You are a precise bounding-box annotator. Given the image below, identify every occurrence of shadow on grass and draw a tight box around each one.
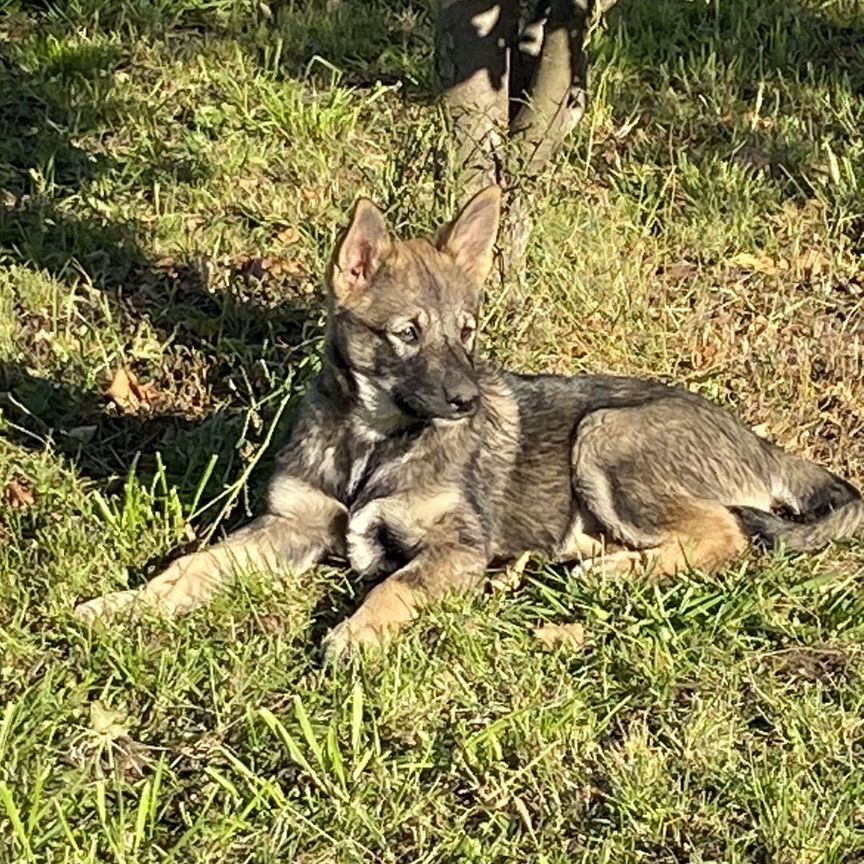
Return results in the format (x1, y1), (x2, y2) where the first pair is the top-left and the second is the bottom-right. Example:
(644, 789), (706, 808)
(0, 43), (321, 508)
(599, 0), (864, 216)
(2, 0), (863, 501)
(611, 0), (864, 86)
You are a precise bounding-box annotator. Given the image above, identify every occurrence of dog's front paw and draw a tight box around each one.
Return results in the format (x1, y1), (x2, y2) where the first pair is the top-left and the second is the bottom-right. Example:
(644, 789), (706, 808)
(569, 558), (596, 578)
(322, 613), (386, 661)
(74, 588), (142, 623)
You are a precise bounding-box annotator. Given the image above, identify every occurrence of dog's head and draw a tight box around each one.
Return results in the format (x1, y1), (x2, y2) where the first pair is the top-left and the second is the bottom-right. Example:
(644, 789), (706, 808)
(325, 186), (501, 428)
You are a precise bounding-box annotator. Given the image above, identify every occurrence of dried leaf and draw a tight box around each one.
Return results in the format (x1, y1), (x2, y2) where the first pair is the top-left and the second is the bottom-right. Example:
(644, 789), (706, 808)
(727, 252), (786, 276)
(90, 702), (130, 741)
(659, 261), (697, 281)
(751, 422), (770, 438)
(796, 249), (830, 279)
(533, 621), (586, 652)
(694, 343), (719, 369)
(512, 795), (535, 836)
(107, 368), (156, 414)
(235, 255), (303, 280)
(107, 367), (136, 410)
(135, 381), (159, 407)
(6, 480), (35, 510)
(114, 736), (153, 781)
(490, 551), (531, 593)
(155, 255), (181, 278)
(66, 425), (97, 443)
(258, 614), (287, 635)
(265, 256), (303, 278)
(275, 225), (300, 246)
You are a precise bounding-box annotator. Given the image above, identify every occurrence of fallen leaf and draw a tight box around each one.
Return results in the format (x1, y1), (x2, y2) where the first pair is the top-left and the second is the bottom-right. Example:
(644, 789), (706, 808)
(90, 702), (130, 741)
(6, 480), (35, 510)
(114, 736), (153, 781)
(106, 368), (156, 414)
(106, 367), (135, 410)
(795, 249), (830, 279)
(659, 261), (697, 281)
(155, 256), (180, 278)
(66, 425), (97, 443)
(512, 795), (536, 837)
(235, 256), (303, 280)
(533, 621), (586, 652)
(727, 252), (786, 276)
(263, 255), (303, 278)
(694, 343), (719, 369)
(275, 225), (300, 246)
(258, 614), (287, 635)
(490, 550), (531, 593)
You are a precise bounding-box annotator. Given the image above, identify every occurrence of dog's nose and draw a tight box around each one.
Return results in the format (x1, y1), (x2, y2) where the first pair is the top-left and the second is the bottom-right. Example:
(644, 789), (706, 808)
(446, 390), (479, 416)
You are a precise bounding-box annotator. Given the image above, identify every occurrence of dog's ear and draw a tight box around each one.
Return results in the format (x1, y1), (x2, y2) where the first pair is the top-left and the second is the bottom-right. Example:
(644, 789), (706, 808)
(439, 185), (502, 285)
(329, 198), (392, 301)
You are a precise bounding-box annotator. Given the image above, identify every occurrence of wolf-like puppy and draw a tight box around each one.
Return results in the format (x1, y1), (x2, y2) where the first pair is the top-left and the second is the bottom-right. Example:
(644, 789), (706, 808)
(75, 187), (864, 654)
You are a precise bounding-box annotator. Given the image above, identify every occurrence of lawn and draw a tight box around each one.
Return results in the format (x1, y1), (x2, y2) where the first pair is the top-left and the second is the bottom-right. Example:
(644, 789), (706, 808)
(2, 0), (864, 860)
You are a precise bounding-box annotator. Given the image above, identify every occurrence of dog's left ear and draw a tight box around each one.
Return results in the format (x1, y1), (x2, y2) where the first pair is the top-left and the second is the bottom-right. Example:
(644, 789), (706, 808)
(439, 185), (502, 285)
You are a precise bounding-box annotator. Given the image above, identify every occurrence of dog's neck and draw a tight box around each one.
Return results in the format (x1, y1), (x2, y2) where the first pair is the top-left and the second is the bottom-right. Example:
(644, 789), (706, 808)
(319, 339), (420, 441)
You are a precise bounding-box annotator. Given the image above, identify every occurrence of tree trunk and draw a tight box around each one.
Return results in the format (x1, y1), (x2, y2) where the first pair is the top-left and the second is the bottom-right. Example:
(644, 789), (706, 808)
(437, 0), (613, 283)
(436, 0), (519, 195)
(499, 0), (595, 275)
(511, 0), (592, 176)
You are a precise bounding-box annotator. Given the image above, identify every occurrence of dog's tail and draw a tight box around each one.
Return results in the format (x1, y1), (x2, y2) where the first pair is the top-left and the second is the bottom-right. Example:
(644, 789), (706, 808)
(732, 448), (864, 552)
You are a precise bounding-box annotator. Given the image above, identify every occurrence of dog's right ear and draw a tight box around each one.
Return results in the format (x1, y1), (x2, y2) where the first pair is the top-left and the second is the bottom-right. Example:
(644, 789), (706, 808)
(329, 199), (391, 302)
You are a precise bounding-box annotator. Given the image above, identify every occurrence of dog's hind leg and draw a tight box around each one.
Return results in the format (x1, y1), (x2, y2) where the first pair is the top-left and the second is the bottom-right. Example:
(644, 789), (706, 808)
(569, 409), (753, 578)
(572, 501), (748, 579)
(75, 483), (347, 621)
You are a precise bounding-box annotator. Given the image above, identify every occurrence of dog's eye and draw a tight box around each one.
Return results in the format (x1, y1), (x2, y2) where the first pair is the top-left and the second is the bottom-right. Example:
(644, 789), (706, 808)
(460, 323), (475, 343)
(393, 323), (419, 344)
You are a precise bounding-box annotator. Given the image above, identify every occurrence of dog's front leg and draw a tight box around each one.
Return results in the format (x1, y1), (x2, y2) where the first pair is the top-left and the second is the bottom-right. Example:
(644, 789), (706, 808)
(75, 481), (346, 621)
(323, 543), (486, 658)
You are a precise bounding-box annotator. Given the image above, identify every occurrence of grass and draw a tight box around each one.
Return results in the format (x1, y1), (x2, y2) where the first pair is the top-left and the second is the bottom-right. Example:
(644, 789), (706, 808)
(1, 0), (864, 860)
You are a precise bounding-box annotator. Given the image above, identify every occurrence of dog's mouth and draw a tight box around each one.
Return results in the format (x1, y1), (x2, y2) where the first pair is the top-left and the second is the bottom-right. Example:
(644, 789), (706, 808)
(393, 392), (476, 422)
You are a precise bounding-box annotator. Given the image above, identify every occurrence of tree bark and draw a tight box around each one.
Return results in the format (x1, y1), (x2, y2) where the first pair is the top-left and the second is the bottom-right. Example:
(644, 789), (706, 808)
(436, 0), (519, 195)
(511, 0), (592, 176)
(437, 0), (615, 282)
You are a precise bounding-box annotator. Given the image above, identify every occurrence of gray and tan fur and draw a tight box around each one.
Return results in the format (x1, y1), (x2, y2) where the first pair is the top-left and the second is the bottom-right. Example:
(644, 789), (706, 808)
(75, 187), (864, 655)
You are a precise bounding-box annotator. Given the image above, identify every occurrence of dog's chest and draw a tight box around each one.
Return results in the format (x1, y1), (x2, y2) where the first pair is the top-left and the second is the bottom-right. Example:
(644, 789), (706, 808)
(342, 432), (414, 508)
(341, 441), (433, 577)
(345, 448), (374, 502)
